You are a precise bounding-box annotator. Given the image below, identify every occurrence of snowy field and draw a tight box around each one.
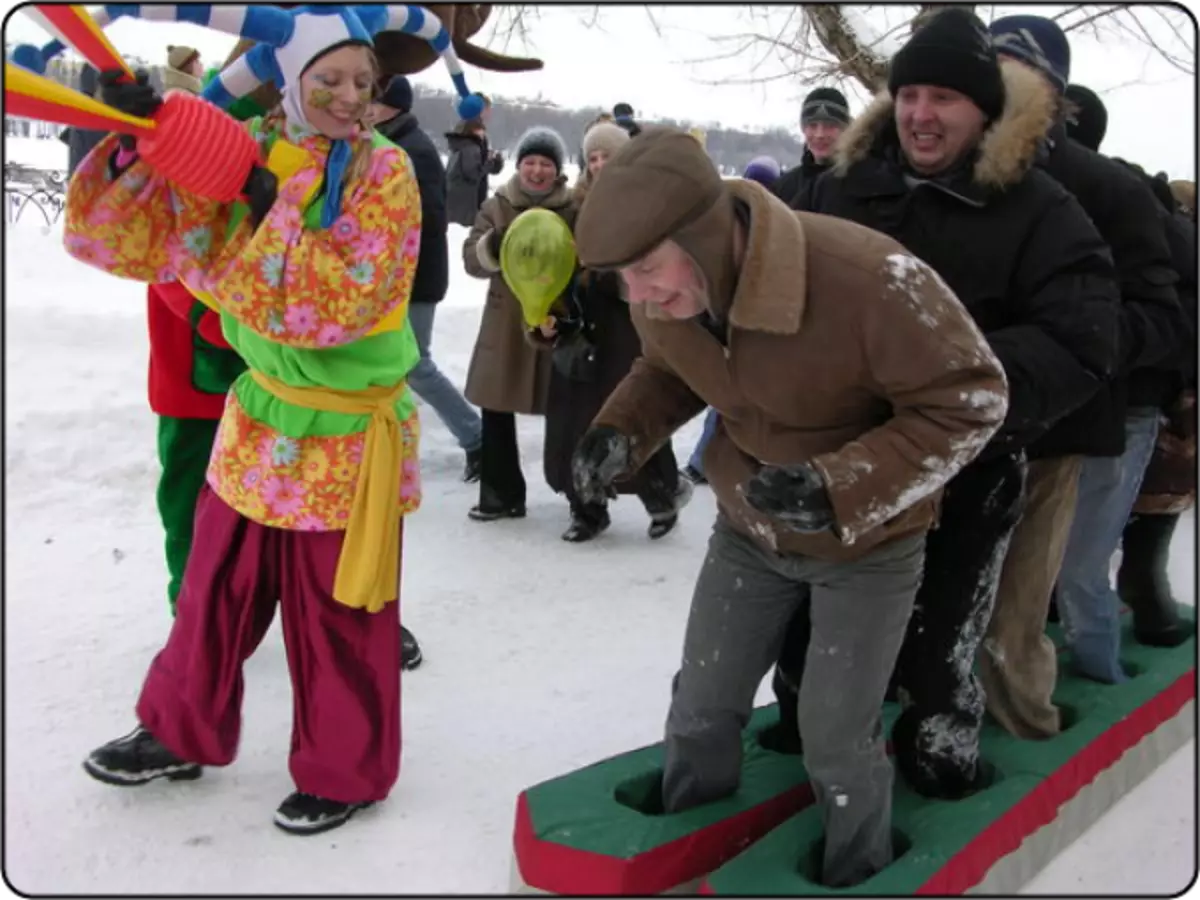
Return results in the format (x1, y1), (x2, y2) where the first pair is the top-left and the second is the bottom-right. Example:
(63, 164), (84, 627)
(3, 136), (1195, 894)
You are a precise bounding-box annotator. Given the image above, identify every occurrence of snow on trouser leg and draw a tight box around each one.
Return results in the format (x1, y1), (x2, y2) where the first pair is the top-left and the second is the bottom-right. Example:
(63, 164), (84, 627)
(662, 517), (808, 813)
(136, 486), (402, 804)
(891, 452), (1026, 801)
(155, 415), (221, 616)
(796, 532), (924, 888)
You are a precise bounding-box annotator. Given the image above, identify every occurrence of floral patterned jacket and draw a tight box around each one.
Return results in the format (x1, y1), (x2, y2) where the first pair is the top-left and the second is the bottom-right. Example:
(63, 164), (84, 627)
(64, 118), (424, 531)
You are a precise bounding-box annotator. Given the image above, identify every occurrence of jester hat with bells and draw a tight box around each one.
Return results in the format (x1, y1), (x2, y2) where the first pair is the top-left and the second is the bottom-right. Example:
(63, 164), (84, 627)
(13, 4), (488, 228)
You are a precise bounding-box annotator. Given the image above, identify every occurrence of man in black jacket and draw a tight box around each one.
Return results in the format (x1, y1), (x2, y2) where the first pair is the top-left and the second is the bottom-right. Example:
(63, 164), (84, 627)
(372, 75), (484, 484)
(772, 87), (851, 210)
(989, 18), (1185, 690)
(792, 8), (1121, 800)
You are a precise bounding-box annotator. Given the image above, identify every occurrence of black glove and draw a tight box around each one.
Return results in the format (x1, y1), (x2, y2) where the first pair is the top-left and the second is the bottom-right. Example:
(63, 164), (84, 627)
(243, 165), (279, 229)
(572, 425), (631, 505)
(487, 228), (504, 260)
(742, 462), (835, 533)
(99, 69), (162, 150)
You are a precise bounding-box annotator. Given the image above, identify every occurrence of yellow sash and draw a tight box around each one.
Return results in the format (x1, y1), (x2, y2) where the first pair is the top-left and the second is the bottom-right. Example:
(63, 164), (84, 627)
(251, 370), (407, 614)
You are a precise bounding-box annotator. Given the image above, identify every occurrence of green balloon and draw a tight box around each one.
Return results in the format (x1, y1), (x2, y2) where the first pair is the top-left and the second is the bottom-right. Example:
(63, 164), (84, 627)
(500, 208), (578, 327)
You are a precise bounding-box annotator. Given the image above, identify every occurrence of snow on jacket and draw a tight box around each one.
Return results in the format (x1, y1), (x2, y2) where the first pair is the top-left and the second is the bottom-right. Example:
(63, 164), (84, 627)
(808, 61), (1121, 458)
(377, 112), (449, 305)
(63, 120), (423, 535)
(592, 179), (1009, 558)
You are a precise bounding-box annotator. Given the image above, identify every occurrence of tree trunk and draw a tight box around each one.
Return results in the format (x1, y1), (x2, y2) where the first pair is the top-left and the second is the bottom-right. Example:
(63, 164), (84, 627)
(804, 4), (890, 93)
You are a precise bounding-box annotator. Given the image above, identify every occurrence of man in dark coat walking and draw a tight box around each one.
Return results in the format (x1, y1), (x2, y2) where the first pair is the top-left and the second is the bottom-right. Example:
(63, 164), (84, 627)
(798, 8), (1122, 800)
(772, 86), (851, 211)
(372, 75), (484, 486)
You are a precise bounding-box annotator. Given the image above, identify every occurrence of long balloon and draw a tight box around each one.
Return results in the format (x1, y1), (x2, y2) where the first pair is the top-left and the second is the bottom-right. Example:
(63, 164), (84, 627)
(24, 5), (136, 81)
(4, 63), (157, 137)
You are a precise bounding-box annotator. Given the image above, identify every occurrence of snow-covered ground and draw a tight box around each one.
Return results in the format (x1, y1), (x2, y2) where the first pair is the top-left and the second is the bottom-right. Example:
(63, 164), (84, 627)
(3, 137), (1195, 895)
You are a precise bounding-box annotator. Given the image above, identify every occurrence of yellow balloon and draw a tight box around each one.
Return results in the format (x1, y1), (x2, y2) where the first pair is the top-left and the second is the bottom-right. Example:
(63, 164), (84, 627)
(500, 208), (578, 327)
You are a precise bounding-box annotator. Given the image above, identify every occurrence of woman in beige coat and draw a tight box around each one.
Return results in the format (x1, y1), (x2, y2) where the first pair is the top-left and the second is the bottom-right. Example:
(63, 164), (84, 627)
(462, 127), (576, 519)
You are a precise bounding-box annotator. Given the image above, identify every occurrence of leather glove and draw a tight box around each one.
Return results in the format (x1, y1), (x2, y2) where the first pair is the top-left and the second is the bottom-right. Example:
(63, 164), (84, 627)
(99, 69), (162, 150)
(572, 425), (631, 505)
(742, 462), (835, 533)
(242, 165), (279, 230)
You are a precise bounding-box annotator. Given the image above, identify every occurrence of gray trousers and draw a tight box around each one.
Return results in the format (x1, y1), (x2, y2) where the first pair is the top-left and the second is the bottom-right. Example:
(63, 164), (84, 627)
(663, 515), (924, 888)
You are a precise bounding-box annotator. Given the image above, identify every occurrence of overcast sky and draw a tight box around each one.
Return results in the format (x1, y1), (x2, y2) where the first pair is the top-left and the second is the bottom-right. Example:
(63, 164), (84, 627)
(3, 3), (1194, 175)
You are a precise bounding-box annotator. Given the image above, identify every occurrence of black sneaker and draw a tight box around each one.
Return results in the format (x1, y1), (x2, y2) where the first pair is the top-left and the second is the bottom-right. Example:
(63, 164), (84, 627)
(401, 625), (423, 670)
(273, 792), (374, 836)
(463, 447), (482, 484)
(82, 726), (202, 786)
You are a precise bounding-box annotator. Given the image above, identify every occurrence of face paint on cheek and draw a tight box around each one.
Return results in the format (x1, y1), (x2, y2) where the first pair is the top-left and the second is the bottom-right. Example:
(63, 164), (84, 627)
(357, 88), (372, 105)
(309, 88), (334, 109)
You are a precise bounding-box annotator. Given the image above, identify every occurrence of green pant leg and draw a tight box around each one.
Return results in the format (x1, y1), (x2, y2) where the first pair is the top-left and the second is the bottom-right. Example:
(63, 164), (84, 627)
(156, 416), (220, 616)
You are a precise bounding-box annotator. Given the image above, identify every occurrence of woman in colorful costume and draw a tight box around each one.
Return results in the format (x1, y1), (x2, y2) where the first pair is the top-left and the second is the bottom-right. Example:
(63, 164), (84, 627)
(56, 3), (484, 835)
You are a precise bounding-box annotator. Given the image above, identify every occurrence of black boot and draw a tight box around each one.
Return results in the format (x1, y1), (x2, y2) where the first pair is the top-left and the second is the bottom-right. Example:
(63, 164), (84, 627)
(644, 479), (694, 540)
(1119, 513), (1193, 647)
(83, 726), (202, 786)
(562, 502), (611, 542)
(400, 625), (423, 670)
(462, 447), (482, 484)
(469, 483), (526, 522)
(274, 792), (374, 835)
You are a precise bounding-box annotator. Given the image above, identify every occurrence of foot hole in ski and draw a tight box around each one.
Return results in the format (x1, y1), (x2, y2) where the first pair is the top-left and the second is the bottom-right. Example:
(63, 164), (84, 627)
(1056, 703), (1080, 731)
(613, 769), (665, 815)
(796, 828), (913, 886)
(1120, 661), (1145, 678)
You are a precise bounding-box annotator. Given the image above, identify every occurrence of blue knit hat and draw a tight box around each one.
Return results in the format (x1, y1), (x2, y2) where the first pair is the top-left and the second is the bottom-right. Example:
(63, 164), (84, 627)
(743, 156), (781, 187)
(989, 15), (1071, 94)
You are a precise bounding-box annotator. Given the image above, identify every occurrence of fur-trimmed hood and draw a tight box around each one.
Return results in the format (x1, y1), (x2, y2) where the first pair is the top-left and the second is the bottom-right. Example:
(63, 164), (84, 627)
(833, 59), (1056, 191)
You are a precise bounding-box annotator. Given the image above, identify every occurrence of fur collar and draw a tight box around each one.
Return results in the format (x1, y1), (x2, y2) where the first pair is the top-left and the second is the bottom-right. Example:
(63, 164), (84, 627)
(833, 60), (1056, 190)
(724, 180), (807, 335)
(496, 172), (573, 211)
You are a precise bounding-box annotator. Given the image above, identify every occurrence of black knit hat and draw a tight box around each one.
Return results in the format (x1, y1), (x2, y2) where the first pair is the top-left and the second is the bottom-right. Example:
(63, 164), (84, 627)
(516, 126), (567, 173)
(1064, 83), (1108, 152)
(378, 75), (413, 113)
(801, 87), (850, 126)
(888, 7), (1005, 122)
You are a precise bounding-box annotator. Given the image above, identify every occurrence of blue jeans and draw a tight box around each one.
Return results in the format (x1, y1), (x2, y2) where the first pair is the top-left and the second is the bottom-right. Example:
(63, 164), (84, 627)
(688, 408), (720, 473)
(1057, 408), (1162, 683)
(406, 303), (482, 452)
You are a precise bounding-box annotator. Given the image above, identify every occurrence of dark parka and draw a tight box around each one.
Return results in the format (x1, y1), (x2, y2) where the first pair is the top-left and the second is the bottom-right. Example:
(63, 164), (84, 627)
(807, 62), (1122, 457)
(536, 178), (680, 501)
(771, 147), (832, 212)
(461, 174), (575, 415)
(1024, 69), (1183, 458)
(446, 127), (503, 227)
(377, 112), (449, 305)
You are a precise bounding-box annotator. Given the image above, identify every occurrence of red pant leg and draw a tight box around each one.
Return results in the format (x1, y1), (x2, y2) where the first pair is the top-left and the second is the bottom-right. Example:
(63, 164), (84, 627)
(280, 522), (402, 804)
(136, 485), (280, 765)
